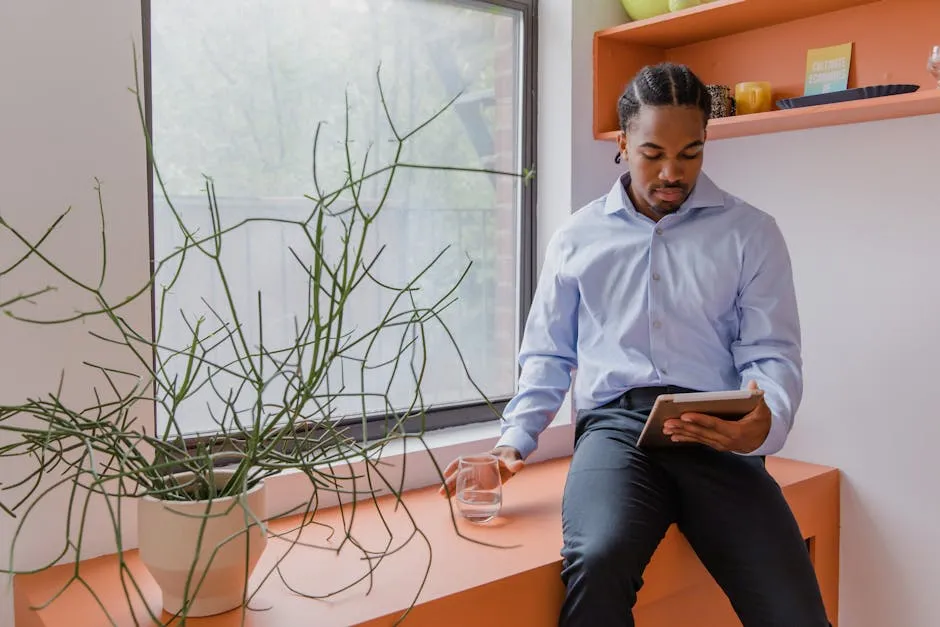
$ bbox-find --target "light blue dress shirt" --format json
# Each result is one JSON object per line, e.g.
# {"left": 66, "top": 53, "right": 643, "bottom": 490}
{"left": 497, "top": 172, "right": 802, "bottom": 459}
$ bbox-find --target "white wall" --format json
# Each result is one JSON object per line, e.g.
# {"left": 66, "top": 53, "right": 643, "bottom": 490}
{"left": 537, "top": 0, "right": 574, "bottom": 246}
{"left": 570, "top": 2, "right": 625, "bottom": 209}
{"left": 0, "top": 2, "right": 150, "bottom": 626}
{"left": 705, "top": 115, "right": 940, "bottom": 627}
{"left": 0, "top": 516, "right": 10, "bottom": 627}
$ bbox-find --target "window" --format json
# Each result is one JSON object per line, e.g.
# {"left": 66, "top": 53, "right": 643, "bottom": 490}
{"left": 143, "top": 0, "right": 536, "bottom": 437}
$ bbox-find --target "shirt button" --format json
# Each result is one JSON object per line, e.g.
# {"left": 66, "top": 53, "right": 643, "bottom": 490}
{"left": 652, "top": 320, "right": 662, "bottom": 329}
{"left": 655, "top": 227, "right": 664, "bottom": 235}
{"left": 652, "top": 272, "right": 661, "bottom": 281}
{"left": 660, "top": 367, "right": 669, "bottom": 375}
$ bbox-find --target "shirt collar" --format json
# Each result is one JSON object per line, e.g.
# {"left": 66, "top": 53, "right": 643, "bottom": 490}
{"left": 604, "top": 171, "right": 725, "bottom": 215}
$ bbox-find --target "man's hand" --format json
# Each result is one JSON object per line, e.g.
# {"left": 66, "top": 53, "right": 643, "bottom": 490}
{"left": 662, "top": 380, "right": 771, "bottom": 454}
{"left": 439, "top": 446, "right": 525, "bottom": 498}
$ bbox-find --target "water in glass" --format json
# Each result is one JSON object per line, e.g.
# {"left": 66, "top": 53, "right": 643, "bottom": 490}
{"left": 455, "top": 455, "right": 502, "bottom": 523}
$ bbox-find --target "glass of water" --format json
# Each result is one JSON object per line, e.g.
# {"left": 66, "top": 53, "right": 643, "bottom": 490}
{"left": 455, "top": 454, "right": 502, "bottom": 523}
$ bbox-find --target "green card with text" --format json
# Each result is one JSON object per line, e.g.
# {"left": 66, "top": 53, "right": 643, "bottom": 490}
{"left": 804, "top": 42, "right": 853, "bottom": 96}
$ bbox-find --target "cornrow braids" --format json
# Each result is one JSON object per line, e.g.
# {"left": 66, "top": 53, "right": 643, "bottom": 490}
{"left": 617, "top": 62, "right": 711, "bottom": 133}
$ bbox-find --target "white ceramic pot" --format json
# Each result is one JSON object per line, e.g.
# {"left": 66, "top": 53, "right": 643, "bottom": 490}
{"left": 138, "top": 469, "right": 267, "bottom": 617}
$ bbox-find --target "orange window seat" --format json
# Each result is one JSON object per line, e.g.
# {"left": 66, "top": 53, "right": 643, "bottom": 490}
{"left": 14, "top": 456, "right": 839, "bottom": 627}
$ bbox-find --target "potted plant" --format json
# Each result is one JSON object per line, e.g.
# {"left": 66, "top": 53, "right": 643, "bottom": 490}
{"left": 0, "top": 53, "right": 530, "bottom": 624}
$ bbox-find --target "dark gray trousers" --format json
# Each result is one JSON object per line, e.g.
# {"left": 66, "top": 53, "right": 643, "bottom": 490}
{"left": 559, "top": 405, "right": 831, "bottom": 627}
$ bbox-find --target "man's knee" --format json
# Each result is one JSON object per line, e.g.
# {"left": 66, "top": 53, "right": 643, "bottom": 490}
{"left": 730, "top": 571, "right": 830, "bottom": 627}
{"left": 745, "top": 600, "right": 830, "bottom": 627}
{"left": 562, "top": 535, "right": 645, "bottom": 594}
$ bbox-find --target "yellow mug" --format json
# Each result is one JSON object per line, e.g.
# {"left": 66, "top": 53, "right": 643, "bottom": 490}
{"left": 734, "top": 81, "right": 773, "bottom": 115}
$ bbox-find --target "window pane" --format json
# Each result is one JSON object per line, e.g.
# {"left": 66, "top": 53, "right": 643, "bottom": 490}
{"left": 150, "top": 0, "right": 523, "bottom": 434}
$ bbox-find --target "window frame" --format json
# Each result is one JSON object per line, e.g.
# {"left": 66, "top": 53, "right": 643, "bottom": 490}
{"left": 140, "top": 0, "right": 538, "bottom": 443}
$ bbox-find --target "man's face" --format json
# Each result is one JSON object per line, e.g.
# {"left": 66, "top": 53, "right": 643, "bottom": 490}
{"left": 618, "top": 105, "right": 706, "bottom": 220}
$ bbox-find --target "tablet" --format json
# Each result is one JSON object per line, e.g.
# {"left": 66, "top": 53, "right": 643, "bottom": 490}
{"left": 636, "top": 389, "right": 764, "bottom": 449}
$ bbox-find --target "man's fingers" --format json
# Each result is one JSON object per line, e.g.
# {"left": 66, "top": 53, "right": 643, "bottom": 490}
{"left": 675, "top": 427, "right": 727, "bottom": 449}
{"left": 495, "top": 457, "right": 524, "bottom": 486}
{"left": 439, "top": 475, "right": 456, "bottom": 497}
{"left": 738, "top": 396, "right": 770, "bottom": 424}
{"left": 501, "top": 458, "right": 525, "bottom": 474}
{"left": 678, "top": 412, "right": 734, "bottom": 438}
{"left": 670, "top": 430, "right": 728, "bottom": 451}
{"left": 441, "top": 474, "right": 457, "bottom": 496}
{"left": 669, "top": 432, "right": 715, "bottom": 447}
{"left": 495, "top": 448, "right": 525, "bottom": 482}
{"left": 679, "top": 412, "right": 717, "bottom": 428}
{"left": 669, "top": 421, "right": 732, "bottom": 450}
{"left": 439, "top": 462, "right": 459, "bottom": 497}
{"left": 442, "top": 458, "right": 460, "bottom": 477}
{"left": 438, "top": 456, "right": 468, "bottom": 496}
{"left": 670, "top": 433, "right": 709, "bottom": 446}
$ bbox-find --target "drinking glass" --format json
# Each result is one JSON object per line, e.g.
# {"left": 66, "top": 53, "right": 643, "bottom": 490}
{"left": 455, "top": 454, "right": 502, "bottom": 523}
{"left": 928, "top": 45, "right": 940, "bottom": 88}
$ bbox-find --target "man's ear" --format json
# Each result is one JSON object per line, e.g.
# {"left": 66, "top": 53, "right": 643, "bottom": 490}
{"left": 617, "top": 131, "right": 628, "bottom": 159}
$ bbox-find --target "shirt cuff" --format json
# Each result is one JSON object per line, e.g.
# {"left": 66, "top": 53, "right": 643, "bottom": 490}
{"left": 496, "top": 425, "right": 539, "bottom": 460}
{"left": 739, "top": 413, "right": 788, "bottom": 457}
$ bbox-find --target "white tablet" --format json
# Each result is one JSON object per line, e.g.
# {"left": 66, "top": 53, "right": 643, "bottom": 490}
{"left": 636, "top": 389, "right": 764, "bottom": 449}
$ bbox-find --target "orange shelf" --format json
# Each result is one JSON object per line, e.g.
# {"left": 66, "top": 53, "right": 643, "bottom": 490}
{"left": 597, "top": 0, "right": 880, "bottom": 48}
{"left": 594, "top": 0, "right": 940, "bottom": 140}
{"left": 596, "top": 89, "right": 940, "bottom": 142}
{"left": 13, "top": 457, "right": 841, "bottom": 627}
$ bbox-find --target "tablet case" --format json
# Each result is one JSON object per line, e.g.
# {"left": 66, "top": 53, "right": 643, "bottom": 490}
{"left": 636, "top": 389, "right": 764, "bottom": 448}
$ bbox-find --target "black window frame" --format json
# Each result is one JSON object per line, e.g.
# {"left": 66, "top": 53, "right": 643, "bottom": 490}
{"left": 140, "top": 0, "right": 538, "bottom": 444}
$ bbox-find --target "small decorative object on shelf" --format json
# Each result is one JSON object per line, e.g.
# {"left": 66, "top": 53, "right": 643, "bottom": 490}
{"left": 928, "top": 45, "right": 940, "bottom": 88}
{"left": 804, "top": 42, "right": 854, "bottom": 96}
{"left": 668, "top": 0, "right": 701, "bottom": 11}
{"left": 735, "top": 81, "right": 773, "bottom": 115}
{"left": 706, "top": 84, "right": 735, "bottom": 118}
{"left": 620, "top": 0, "right": 670, "bottom": 21}
{"left": 776, "top": 84, "right": 920, "bottom": 110}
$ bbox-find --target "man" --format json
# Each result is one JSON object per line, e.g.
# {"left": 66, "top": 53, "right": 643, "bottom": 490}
{"left": 441, "top": 62, "right": 830, "bottom": 626}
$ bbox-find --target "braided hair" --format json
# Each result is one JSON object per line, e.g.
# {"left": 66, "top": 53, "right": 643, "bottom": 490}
{"left": 617, "top": 62, "right": 711, "bottom": 133}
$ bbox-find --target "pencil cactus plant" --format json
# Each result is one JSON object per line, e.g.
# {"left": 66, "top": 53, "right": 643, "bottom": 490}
{"left": 0, "top": 52, "right": 531, "bottom": 624}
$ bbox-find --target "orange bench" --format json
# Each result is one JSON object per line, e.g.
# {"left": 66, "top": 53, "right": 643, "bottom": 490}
{"left": 15, "top": 456, "right": 839, "bottom": 627}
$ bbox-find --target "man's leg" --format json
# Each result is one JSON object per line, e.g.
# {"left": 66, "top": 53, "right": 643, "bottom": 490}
{"left": 668, "top": 447, "right": 831, "bottom": 626}
{"left": 559, "top": 410, "right": 676, "bottom": 627}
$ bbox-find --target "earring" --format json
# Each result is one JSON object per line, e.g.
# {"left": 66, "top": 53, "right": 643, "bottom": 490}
{"left": 614, "top": 151, "right": 622, "bottom": 164}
